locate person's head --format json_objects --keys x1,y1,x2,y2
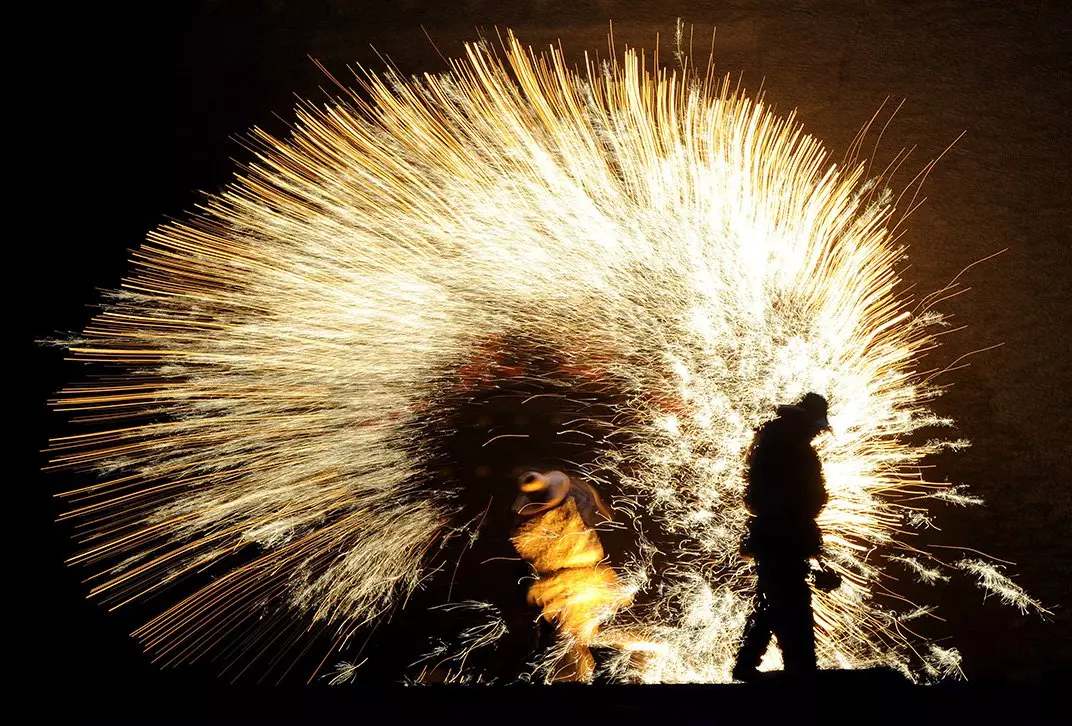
[
  {"x1": 511, "y1": 470, "x2": 570, "y2": 517},
  {"x1": 779, "y1": 392, "x2": 831, "y2": 439}
]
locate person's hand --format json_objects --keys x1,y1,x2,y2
[{"x1": 812, "y1": 563, "x2": 842, "y2": 592}]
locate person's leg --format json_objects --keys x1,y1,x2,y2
[
  {"x1": 552, "y1": 640, "x2": 595, "y2": 682},
  {"x1": 770, "y1": 559, "x2": 817, "y2": 674},
  {"x1": 733, "y1": 569, "x2": 774, "y2": 678}
]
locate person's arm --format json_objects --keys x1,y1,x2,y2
[
  {"x1": 743, "y1": 431, "x2": 765, "y2": 514},
  {"x1": 802, "y1": 452, "x2": 827, "y2": 518}
]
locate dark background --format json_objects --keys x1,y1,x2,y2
[{"x1": 25, "y1": 0, "x2": 1069, "y2": 717}]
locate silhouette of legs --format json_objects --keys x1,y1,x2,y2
[
  {"x1": 772, "y1": 565, "x2": 816, "y2": 674},
  {"x1": 734, "y1": 557, "x2": 816, "y2": 679},
  {"x1": 734, "y1": 591, "x2": 774, "y2": 677}
]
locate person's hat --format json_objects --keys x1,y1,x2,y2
[
  {"x1": 515, "y1": 470, "x2": 571, "y2": 515},
  {"x1": 519, "y1": 470, "x2": 569, "y2": 494},
  {"x1": 784, "y1": 392, "x2": 831, "y2": 431}
]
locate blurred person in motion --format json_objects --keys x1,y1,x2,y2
[{"x1": 510, "y1": 470, "x2": 630, "y2": 682}]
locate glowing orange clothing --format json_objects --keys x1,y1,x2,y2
[{"x1": 511, "y1": 496, "x2": 631, "y2": 681}]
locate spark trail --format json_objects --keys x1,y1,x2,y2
[{"x1": 47, "y1": 30, "x2": 1043, "y2": 683}]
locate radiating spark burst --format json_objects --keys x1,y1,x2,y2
[
  {"x1": 955, "y1": 559, "x2": 1048, "y2": 614},
  {"x1": 325, "y1": 659, "x2": 365, "y2": 686},
  {"x1": 46, "y1": 30, "x2": 1044, "y2": 683},
  {"x1": 411, "y1": 601, "x2": 510, "y2": 680},
  {"x1": 923, "y1": 645, "x2": 964, "y2": 682},
  {"x1": 887, "y1": 555, "x2": 951, "y2": 585}
]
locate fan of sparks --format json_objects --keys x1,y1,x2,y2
[{"x1": 47, "y1": 30, "x2": 1044, "y2": 684}]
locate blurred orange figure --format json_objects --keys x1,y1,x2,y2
[{"x1": 511, "y1": 470, "x2": 631, "y2": 681}]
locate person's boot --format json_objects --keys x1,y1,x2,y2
[{"x1": 732, "y1": 662, "x2": 762, "y2": 682}]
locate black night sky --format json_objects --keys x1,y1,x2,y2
[{"x1": 26, "y1": 1, "x2": 1068, "y2": 722}]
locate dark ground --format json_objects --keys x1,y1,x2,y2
[{"x1": 24, "y1": 0, "x2": 1068, "y2": 720}]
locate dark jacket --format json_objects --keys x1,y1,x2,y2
[{"x1": 742, "y1": 410, "x2": 828, "y2": 559}]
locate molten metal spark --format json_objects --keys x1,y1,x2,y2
[{"x1": 48, "y1": 30, "x2": 1043, "y2": 683}]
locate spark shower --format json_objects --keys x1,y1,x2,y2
[{"x1": 47, "y1": 29, "x2": 1043, "y2": 684}]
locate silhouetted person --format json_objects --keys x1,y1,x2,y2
[{"x1": 733, "y1": 392, "x2": 831, "y2": 681}]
